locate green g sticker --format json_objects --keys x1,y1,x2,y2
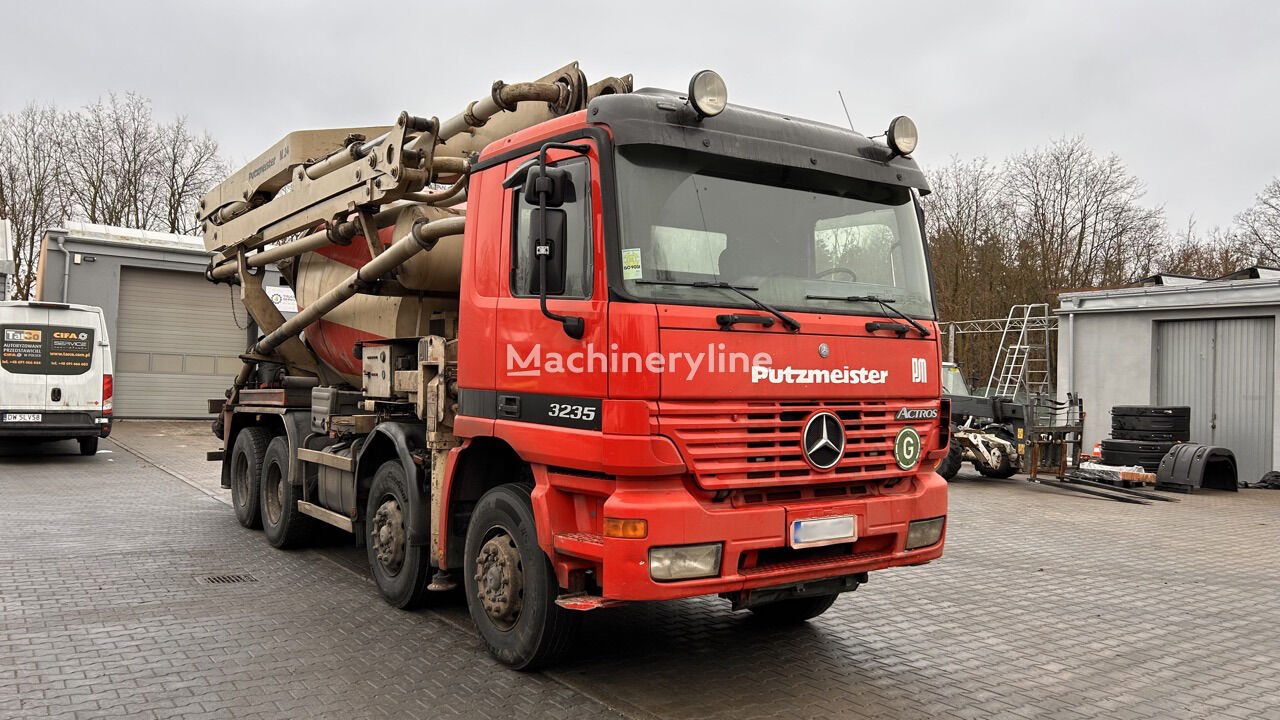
[{"x1": 894, "y1": 426, "x2": 922, "y2": 470}]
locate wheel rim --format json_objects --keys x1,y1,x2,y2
[
  {"x1": 232, "y1": 453, "x2": 249, "y2": 508},
  {"x1": 370, "y1": 496, "x2": 406, "y2": 576},
  {"x1": 991, "y1": 447, "x2": 1007, "y2": 468},
  {"x1": 474, "y1": 530, "x2": 524, "y2": 631},
  {"x1": 264, "y1": 461, "x2": 283, "y2": 525}
]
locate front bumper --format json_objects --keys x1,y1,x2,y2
[
  {"x1": 593, "y1": 471, "x2": 947, "y2": 602},
  {"x1": 0, "y1": 410, "x2": 112, "y2": 439}
]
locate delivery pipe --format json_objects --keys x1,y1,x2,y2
[
  {"x1": 207, "y1": 196, "x2": 449, "y2": 281},
  {"x1": 251, "y1": 216, "x2": 465, "y2": 356},
  {"x1": 419, "y1": 81, "x2": 569, "y2": 152}
]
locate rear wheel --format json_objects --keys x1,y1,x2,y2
[
  {"x1": 77, "y1": 436, "x2": 98, "y2": 456},
  {"x1": 365, "y1": 460, "x2": 432, "y2": 609},
  {"x1": 464, "y1": 483, "x2": 579, "y2": 670},
  {"x1": 230, "y1": 427, "x2": 270, "y2": 529},
  {"x1": 750, "y1": 593, "x2": 839, "y2": 624},
  {"x1": 260, "y1": 436, "x2": 311, "y2": 548}
]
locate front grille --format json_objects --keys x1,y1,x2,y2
[{"x1": 659, "y1": 400, "x2": 931, "y2": 490}]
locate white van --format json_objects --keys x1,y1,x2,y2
[{"x1": 0, "y1": 301, "x2": 113, "y2": 455}]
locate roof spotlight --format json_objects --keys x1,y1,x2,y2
[
  {"x1": 886, "y1": 115, "x2": 918, "y2": 156},
  {"x1": 688, "y1": 70, "x2": 727, "y2": 118}
]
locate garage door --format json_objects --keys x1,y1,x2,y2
[
  {"x1": 1157, "y1": 317, "x2": 1275, "y2": 484},
  {"x1": 115, "y1": 267, "x2": 247, "y2": 417}
]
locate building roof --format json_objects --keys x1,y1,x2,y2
[
  {"x1": 1059, "y1": 275, "x2": 1280, "y2": 314},
  {"x1": 47, "y1": 222, "x2": 209, "y2": 256}
]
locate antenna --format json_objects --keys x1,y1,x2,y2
[{"x1": 837, "y1": 90, "x2": 857, "y2": 135}]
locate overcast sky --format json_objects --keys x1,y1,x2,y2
[{"x1": 2, "y1": 1, "x2": 1277, "y2": 230}]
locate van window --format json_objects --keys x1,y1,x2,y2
[{"x1": 1, "y1": 325, "x2": 95, "y2": 375}]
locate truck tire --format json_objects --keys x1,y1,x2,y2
[
  {"x1": 78, "y1": 436, "x2": 98, "y2": 456},
  {"x1": 230, "y1": 427, "x2": 270, "y2": 529},
  {"x1": 749, "y1": 593, "x2": 839, "y2": 624},
  {"x1": 260, "y1": 436, "x2": 311, "y2": 549},
  {"x1": 935, "y1": 440, "x2": 962, "y2": 480},
  {"x1": 1111, "y1": 405, "x2": 1190, "y2": 418},
  {"x1": 1100, "y1": 450, "x2": 1165, "y2": 472},
  {"x1": 1111, "y1": 415, "x2": 1190, "y2": 433},
  {"x1": 464, "y1": 483, "x2": 579, "y2": 670},
  {"x1": 365, "y1": 460, "x2": 432, "y2": 609},
  {"x1": 1111, "y1": 428, "x2": 1191, "y2": 442},
  {"x1": 1100, "y1": 438, "x2": 1176, "y2": 455}
]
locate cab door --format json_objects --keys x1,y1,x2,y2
[
  {"x1": 492, "y1": 142, "x2": 609, "y2": 430},
  {"x1": 0, "y1": 304, "x2": 50, "y2": 411}
]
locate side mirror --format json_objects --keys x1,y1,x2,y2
[
  {"x1": 523, "y1": 166, "x2": 575, "y2": 207},
  {"x1": 527, "y1": 208, "x2": 567, "y2": 295}
]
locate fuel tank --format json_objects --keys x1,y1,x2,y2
[{"x1": 294, "y1": 205, "x2": 464, "y2": 383}]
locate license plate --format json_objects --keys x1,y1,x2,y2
[
  {"x1": 791, "y1": 515, "x2": 857, "y2": 548},
  {"x1": 3, "y1": 413, "x2": 41, "y2": 423}
]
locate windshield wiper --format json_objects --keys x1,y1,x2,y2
[
  {"x1": 805, "y1": 293, "x2": 931, "y2": 337},
  {"x1": 638, "y1": 280, "x2": 802, "y2": 331}
]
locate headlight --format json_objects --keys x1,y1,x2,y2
[
  {"x1": 905, "y1": 516, "x2": 945, "y2": 550},
  {"x1": 648, "y1": 543, "x2": 722, "y2": 581},
  {"x1": 688, "y1": 70, "x2": 728, "y2": 118},
  {"x1": 886, "y1": 115, "x2": 918, "y2": 156}
]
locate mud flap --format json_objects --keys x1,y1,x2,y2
[{"x1": 1156, "y1": 443, "x2": 1238, "y2": 493}]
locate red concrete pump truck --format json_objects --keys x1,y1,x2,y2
[{"x1": 201, "y1": 62, "x2": 948, "y2": 669}]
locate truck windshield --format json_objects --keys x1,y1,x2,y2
[{"x1": 614, "y1": 145, "x2": 934, "y2": 319}]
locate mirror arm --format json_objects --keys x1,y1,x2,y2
[{"x1": 533, "y1": 142, "x2": 591, "y2": 340}]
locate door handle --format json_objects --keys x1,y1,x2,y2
[
  {"x1": 497, "y1": 395, "x2": 521, "y2": 419},
  {"x1": 51, "y1": 387, "x2": 61, "y2": 402}
]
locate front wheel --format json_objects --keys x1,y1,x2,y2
[
  {"x1": 365, "y1": 460, "x2": 433, "y2": 609},
  {"x1": 976, "y1": 442, "x2": 1017, "y2": 479},
  {"x1": 464, "y1": 483, "x2": 579, "y2": 670},
  {"x1": 749, "y1": 593, "x2": 839, "y2": 624}
]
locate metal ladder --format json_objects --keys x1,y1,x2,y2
[{"x1": 985, "y1": 303, "x2": 1053, "y2": 399}]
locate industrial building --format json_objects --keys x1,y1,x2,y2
[
  {"x1": 34, "y1": 222, "x2": 292, "y2": 418},
  {"x1": 1057, "y1": 268, "x2": 1280, "y2": 484}
]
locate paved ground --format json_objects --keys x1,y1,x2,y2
[{"x1": 2, "y1": 421, "x2": 1279, "y2": 719}]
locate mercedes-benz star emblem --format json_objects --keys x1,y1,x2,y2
[
  {"x1": 802, "y1": 411, "x2": 846, "y2": 470},
  {"x1": 818, "y1": 343, "x2": 830, "y2": 358}
]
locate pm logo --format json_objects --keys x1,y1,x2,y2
[{"x1": 911, "y1": 357, "x2": 928, "y2": 383}]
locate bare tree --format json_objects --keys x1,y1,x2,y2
[
  {"x1": 0, "y1": 104, "x2": 67, "y2": 299},
  {"x1": 1, "y1": 95, "x2": 225, "y2": 297},
  {"x1": 1002, "y1": 136, "x2": 1165, "y2": 295},
  {"x1": 156, "y1": 118, "x2": 225, "y2": 234},
  {"x1": 1234, "y1": 177, "x2": 1280, "y2": 266},
  {"x1": 62, "y1": 93, "x2": 162, "y2": 228}
]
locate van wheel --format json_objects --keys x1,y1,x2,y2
[
  {"x1": 78, "y1": 436, "x2": 99, "y2": 456},
  {"x1": 260, "y1": 436, "x2": 311, "y2": 548},
  {"x1": 366, "y1": 461, "x2": 432, "y2": 609},
  {"x1": 230, "y1": 427, "x2": 270, "y2": 529},
  {"x1": 464, "y1": 483, "x2": 579, "y2": 670}
]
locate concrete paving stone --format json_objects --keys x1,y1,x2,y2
[{"x1": 3, "y1": 422, "x2": 1280, "y2": 719}]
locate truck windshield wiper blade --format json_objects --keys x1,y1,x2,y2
[
  {"x1": 806, "y1": 293, "x2": 931, "y2": 337},
  {"x1": 638, "y1": 279, "x2": 802, "y2": 331}
]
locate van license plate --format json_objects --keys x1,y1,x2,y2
[
  {"x1": 790, "y1": 515, "x2": 857, "y2": 548},
  {"x1": 3, "y1": 413, "x2": 41, "y2": 423}
]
